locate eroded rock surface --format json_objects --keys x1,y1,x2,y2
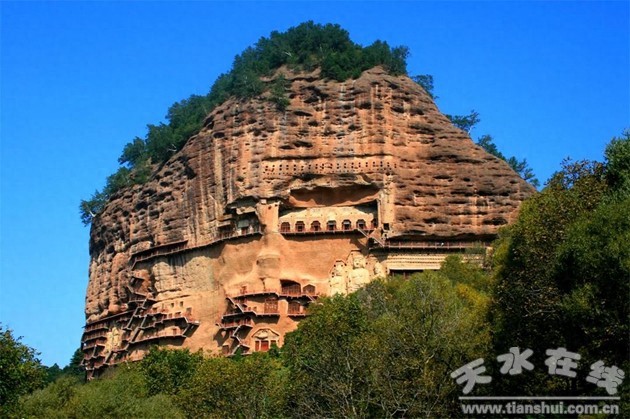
[{"x1": 82, "y1": 67, "x2": 534, "y2": 377}]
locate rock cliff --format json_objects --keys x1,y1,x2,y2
[{"x1": 82, "y1": 67, "x2": 534, "y2": 377}]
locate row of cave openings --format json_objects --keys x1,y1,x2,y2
[
  {"x1": 263, "y1": 158, "x2": 397, "y2": 175},
  {"x1": 279, "y1": 218, "x2": 377, "y2": 233}
]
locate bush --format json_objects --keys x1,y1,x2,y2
[
  {"x1": 139, "y1": 347, "x2": 203, "y2": 397},
  {"x1": 21, "y1": 365, "x2": 184, "y2": 419},
  {"x1": 177, "y1": 353, "x2": 287, "y2": 418}
]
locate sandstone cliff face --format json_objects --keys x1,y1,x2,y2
[{"x1": 82, "y1": 67, "x2": 534, "y2": 375}]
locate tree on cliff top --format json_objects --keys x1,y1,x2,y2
[
  {"x1": 477, "y1": 134, "x2": 539, "y2": 187},
  {"x1": 80, "y1": 21, "x2": 409, "y2": 225},
  {"x1": 409, "y1": 76, "x2": 540, "y2": 188}
]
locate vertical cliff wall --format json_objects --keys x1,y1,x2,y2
[{"x1": 82, "y1": 67, "x2": 534, "y2": 377}]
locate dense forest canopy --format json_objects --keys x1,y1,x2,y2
[{"x1": 17, "y1": 132, "x2": 629, "y2": 417}]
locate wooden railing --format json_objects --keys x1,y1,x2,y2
[
  {"x1": 233, "y1": 288, "x2": 279, "y2": 298},
  {"x1": 130, "y1": 240, "x2": 188, "y2": 264},
  {"x1": 228, "y1": 286, "x2": 319, "y2": 299},
  {"x1": 83, "y1": 310, "x2": 133, "y2": 330},
  {"x1": 281, "y1": 284, "x2": 301, "y2": 295},
  {"x1": 82, "y1": 331, "x2": 107, "y2": 342},
  {"x1": 83, "y1": 339, "x2": 106, "y2": 351},
  {"x1": 381, "y1": 241, "x2": 490, "y2": 250},
  {"x1": 264, "y1": 302, "x2": 279, "y2": 314},
  {"x1": 221, "y1": 303, "x2": 279, "y2": 318},
  {"x1": 90, "y1": 360, "x2": 106, "y2": 369},
  {"x1": 133, "y1": 330, "x2": 186, "y2": 344},
  {"x1": 84, "y1": 322, "x2": 109, "y2": 333},
  {"x1": 218, "y1": 318, "x2": 253, "y2": 329},
  {"x1": 130, "y1": 225, "x2": 261, "y2": 267},
  {"x1": 288, "y1": 304, "x2": 307, "y2": 316}
]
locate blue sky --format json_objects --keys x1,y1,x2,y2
[{"x1": 1, "y1": 1, "x2": 628, "y2": 367}]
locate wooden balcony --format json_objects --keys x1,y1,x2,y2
[
  {"x1": 217, "y1": 318, "x2": 253, "y2": 330},
  {"x1": 287, "y1": 309, "x2": 308, "y2": 317},
  {"x1": 83, "y1": 310, "x2": 133, "y2": 333},
  {"x1": 130, "y1": 225, "x2": 262, "y2": 268},
  {"x1": 221, "y1": 305, "x2": 280, "y2": 319},
  {"x1": 130, "y1": 240, "x2": 188, "y2": 266},
  {"x1": 82, "y1": 331, "x2": 107, "y2": 343},
  {"x1": 83, "y1": 338, "x2": 107, "y2": 351},
  {"x1": 133, "y1": 330, "x2": 187, "y2": 345},
  {"x1": 380, "y1": 240, "x2": 490, "y2": 250},
  {"x1": 84, "y1": 322, "x2": 109, "y2": 333},
  {"x1": 227, "y1": 285, "x2": 319, "y2": 300}
]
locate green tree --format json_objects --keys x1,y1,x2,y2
[
  {"x1": 506, "y1": 156, "x2": 539, "y2": 187},
  {"x1": 18, "y1": 362, "x2": 184, "y2": 419},
  {"x1": 477, "y1": 134, "x2": 506, "y2": 160},
  {"x1": 477, "y1": 134, "x2": 540, "y2": 187},
  {"x1": 44, "y1": 364, "x2": 63, "y2": 384},
  {"x1": 555, "y1": 197, "x2": 630, "y2": 365},
  {"x1": 604, "y1": 128, "x2": 630, "y2": 197},
  {"x1": 446, "y1": 109, "x2": 480, "y2": 134},
  {"x1": 79, "y1": 190, "x2": 108, "y2": 226},
  {"x1": 64, "y1": 365, "x2": 183, "y2": 418},
  {"x1": 0, "y1": 325, "x2": 46, "y2": 416},
  {"x1": 283, "y1": 293, "x2": 371, "y2": 418},
  {"x1": 267, "y1": 75, "x2": 290, "y2": 111},
  {"x1": 489, "y1": 138, "x2": 628, "y2": 398},
  {"x1": 411, "y1": 74, "x2": 437, "y2": 99},
  {"x1": 177, "y1": 353, "x2": 287, "y2": 418},
  {"x1": 139, "y1": 347, "x2": 203, "y2": 397},
  {"x1": 492, "y1": 159, "x2": 606, "y2": 358},
  {"x1": 17, "y1": 375, "x2": 81, "y2": 419},
  {"x1": 61, "y1": 347, "x2": 85, "y2": 380},
  {"x1": 364, "y1": 269, "x2": 491, "y2": 417},
  {"x1": 118, "y1": 137, "x2": 147, "y2": 167},
  {"x1": 283, "y1": 259, "x2": 492, "y2": 418}
]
